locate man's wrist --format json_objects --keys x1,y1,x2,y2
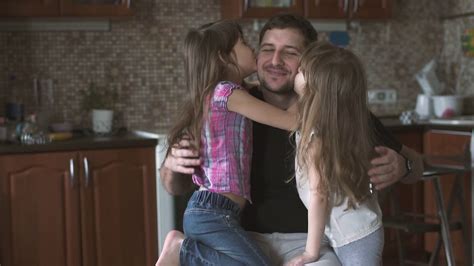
[{"x1": 401, "y1": 154, "x2": 413, "y2": 179}]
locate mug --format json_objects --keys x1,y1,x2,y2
[{"x1": 415, "y1": 94, "x2": 432, "y2": 120}]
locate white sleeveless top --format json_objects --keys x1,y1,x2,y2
[{"x1": 295, "y1": 132, "x2": 382, "y2": 247}]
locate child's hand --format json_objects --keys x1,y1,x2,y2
[{"x1": 284, "y1": 251, "x2": 318, "y2": 266}]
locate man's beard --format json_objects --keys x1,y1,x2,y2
[{"x1": 259, "y1": 78, "x2": 295, "y2": 95}]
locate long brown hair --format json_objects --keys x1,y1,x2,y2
[
  {"x1": 296, "y1": 42, "x2": 376, "y2": 208},
  {"x1": 167, "y1": 20, "x2": 242, "y2": 151}
]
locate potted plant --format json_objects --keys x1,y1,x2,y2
[{"x1": 80, "y1": 82, "x2": 118, "y2": 134}]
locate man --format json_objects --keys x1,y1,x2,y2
[{"x1": 158, "y1": 14, "x2": 423, "y2": 265}]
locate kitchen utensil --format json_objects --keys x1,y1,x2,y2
[
  {"x1": 415, "y1": 94, "x2": 433, "y2": 120},
  {"x1": 92, "y1": 109, "x2": 114, "y2": 134},
  {"x1": 432, "y1": 95, "x2": 463, "y2": 118}
]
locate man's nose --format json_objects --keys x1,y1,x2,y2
[{"x1": 271, "y1": 50, "x2": 284, "y2": 66}]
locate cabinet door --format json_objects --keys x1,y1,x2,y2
[
  {"x1": 423, "y1": 130, "x2": 471, "y2": 265},
  {"x1": 305, "y1": 0, "x2": 346, "y2": 19},
  {"x1": 0, "y1": 0, "x2": 59, "y2": 17},
  {"x1": 0, "y1": 152, "x2": 81, "y2": 266},
  {"x1": 60, "y1": 0, "x2": 132, "y2": 17},
  {"x1": 221, "y1": 0, "x2": 304, "y2": 19},
  {"x1": 352, "y1": 0, "x2": 391, "y2": 19},
  {"x1": 381, "y1": 129, "x2": 425, "y2": 260},
  {"x1": 79, "y1": 147, "x2": 157, "y2": 266}
]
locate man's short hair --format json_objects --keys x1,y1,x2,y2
[{"x1": 259, "y1": 13, "x2": 318, "y2": 47}]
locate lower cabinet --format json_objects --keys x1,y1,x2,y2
[
  {"x1": 382, "y1": 128, "x2": 425, "y2": 259},
  {"x1": 0, "y1": 147, "x2": 157, "y2": 266},
  {"x1": 423, "y1": 129, "x2": 471, "y2": 266}
]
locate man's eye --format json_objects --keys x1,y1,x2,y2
[
  {"x1": 284, "y1": 51, "x2": 300, "y2": 57},
  {"x1": 260, "y1": 48, "x2": 274, "y2": 53}
]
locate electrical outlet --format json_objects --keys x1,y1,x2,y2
[{"x1": 368, "y1": 89, "x2": 397, "y2": 104}]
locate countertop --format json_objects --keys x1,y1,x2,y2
[
  {"x1": 1, "y1": 117, "x2": 472, "y2": 155},
  {"x1": 0, "y1": 130, "x2": 158, "y2": 155},
  {"x1": 380, "y1": 117, "x2": 474, "y2": 132}
]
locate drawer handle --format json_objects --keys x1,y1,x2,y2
[
  {"x1": 69, "y1": 158, "x2": 75, "y2": 188},
  {"x1": 84, "y1": 157, "x2": 90, "y2": 187},
  {"x1": 343, "y1": 0, "x2": 349, "y2": 14}
]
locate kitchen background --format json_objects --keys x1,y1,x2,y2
[{"x1": 0, "y1": 0, "x2": 474, "y2": 134}]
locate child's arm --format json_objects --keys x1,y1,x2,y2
[
  {"x1": 227, "y1": 89, "x2": 297, "y2": 131},
  {"x1": 305, "y1": 144, "x2": 328, "y2": 260},
  {"x1": 285, "y1": 140, "x2": 328, "y2": 266}
]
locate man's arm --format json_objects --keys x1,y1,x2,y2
[
  {"x1": 368, "y1": 145, "x2": 424, "y2": 190},
  {"x1": 368, "y1": 113, "x2": 424, "y2": 190},
  {"x1": 160, "y1": 139, "x2": 200, "y2": 195}
]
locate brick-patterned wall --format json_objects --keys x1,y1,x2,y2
[{"x1": 0, "y1": 0, "x2": 473, "y2": 133}]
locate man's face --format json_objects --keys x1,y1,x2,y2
[{"x1": 257, "y1": 28, "x2": 305, "y2": 94}]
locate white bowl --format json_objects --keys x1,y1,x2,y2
[{"x1": 432, "y1": 95, "x2": 463, "y2": 118}]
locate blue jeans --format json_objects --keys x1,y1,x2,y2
[
  {"x1": 333, "y1": 227, "x2": 384, "y2": 266},
  {"x1": 180, "y1": 190, "x2": 270, "y2": 266}
]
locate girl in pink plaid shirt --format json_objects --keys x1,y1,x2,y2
[{"x1": 159, "y1": 20, "x2": 296, "y2": 266}]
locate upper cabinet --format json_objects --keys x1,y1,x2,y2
[
  {"x1": 304, "y1": 0, "x2": 346, "y2": 19},
  {"x1": 0, "y1": 0, "x2": 132, "y2": 18},
  {"x1": 61, "y1": 0, "x2": 132, "y2": 17},
  {"x1": 221, "y1": 0, "x2": 304, "y2": 19},
  {"x1": 221, "y1": 0, "x2": 391, "y2": 20},
  {"x1": 0, "y1": 0, "x2": 60, "y2": 17},
  {"x1": 350, "y1": 0, "x2": 392, "y2": 20}
]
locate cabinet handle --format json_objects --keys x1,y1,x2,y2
[
  {"x1": 69, "y1": 158, "x2": 75, "y2": 188},
  {"x1": 353, "y1": 0, "x2": 359, "y2": 13},
  {"x1": 343, "y1": 0, "x2": 349, "y2": 14},
  {"x1": 84, "y1": 157, "x2": 90, "y2": 187}
]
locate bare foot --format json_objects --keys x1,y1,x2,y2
[{"x1": 156, "y1": 230, "x2": 184, "y2": 266}]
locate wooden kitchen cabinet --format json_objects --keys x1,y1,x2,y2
[
  {"x1": 305, "y1": 0, "x2": 391, "y2": 19},
  {"x1": 351, "y1": 0, "x2": 392, "y2": 19},
  {"x1": 60, "y1": 0, "x2": 132, "y2": 17},
  {"x1": 423, "y1": 129, "x2": 471, "y2": 265},
  {"x1": 221, "y1": 0, "x2": 305, "y2": 19},
  {"x1": 0, "y1": 0, "x2": 131, "y2": 17},
  {"x1": 382, "y1": 127, "x2": 425, "y2": 259},
  {"x1": 221, "y1": 0, "x2": 391, "y2": 20},
  {"x1": 0, "y1": 0, "x2": 59, "y2": 17},
  {"x1": 0, "y1": 147, "x2": 157, "y2": 266},
  {"x1": 304, "y1": 0, "x2": 347, "y2": 19}
]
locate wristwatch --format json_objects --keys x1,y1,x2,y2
[{"x1": 402, "y1": 155, "x2": 413, "y2": 179}]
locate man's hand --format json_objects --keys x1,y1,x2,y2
[
  {"x1": 163, "y1": 139, "x2": 201, "y2": 175},
  {"x1": 368, "y1": 146, "x2": 406, "y2": 190},
  {"x1": 160, "y1": 138, "x2": 201, "y2": 195}
]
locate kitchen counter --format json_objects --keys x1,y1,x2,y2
[
  {"x1": 380, "y1": 117, "x2": 474, "y2": 132},
  {"x1": 0, "y1": 130, "x2": 158, "y2": 155}
]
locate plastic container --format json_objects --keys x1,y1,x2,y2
[{"x1": 432, "y1": 95, "x2": 463, "y2": 118}]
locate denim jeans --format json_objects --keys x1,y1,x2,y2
[
  {"x1": 333, "y1": 227, "x2": 384, "y2": 266},
  {"x1": 180, "y1": 190, "x2": 270, "y2": 266}
]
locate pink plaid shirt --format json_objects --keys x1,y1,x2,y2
[{"x1": 192, "y1": 81, "x2": 253, "y2": 202}]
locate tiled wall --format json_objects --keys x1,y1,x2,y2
[
  {"x1": 440, "y1": 0, "x2": 474, "y2": 112},
  {"x1": 0, "y1": 0, "x2": 473, "y2": 133}
]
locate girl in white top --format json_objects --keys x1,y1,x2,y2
[{"x1": 286, "y1": 42, "x2": 383, "y2": 266}]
